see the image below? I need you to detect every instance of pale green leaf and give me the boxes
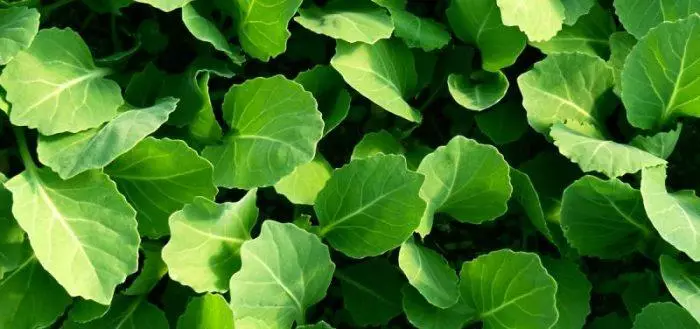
[474,98,528,145]
[274,154,332,205]
[447,71,509,111]
[177,294,233,329]
[68,299,110,323]
[294,65,350,136]
[202,75,323,189]
[162,191,258,293]
[641,166,700,261]
[0,28,124,135]
[0,93,8,114]
[315,154,425,258]
[123,242,167,296]
[63,295,168,329]
[134,0,192,11]
[608,31,637,96]
[541,258,592,329]
[351,130,404,160]
[621,14,700,130]
[331,39,421,122]
[496,0,565,42]
[459,249,558,329]
[0,6,39,65]
[105,137,217,238]
[561,0,595,25]
[631,123,682,159]
[390,9,450,51]
[633,302,700,329]
[660,255,700,323]
[398,238,459,308]
[229,221,335,328]
[37,98,178,180]
[613,0,700,39]
[445,0,526,71]
[402,287,475,329]
[294,0,393,44]
[182,3,245,65]
[6,168,139,304]
[232,0,302,61]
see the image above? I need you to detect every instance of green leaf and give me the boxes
[641,166,700,261]
[294,65,351,136]
[613,0,700,39]
[446,0,526,71]
[560,0,595,25]
[632,302,700,329]
[631,123,682,159]
[297,321,334,329]
[0,181,23,278]
[550,122,666,177]
[315,154,425,258]
[37,98,178,180]
[162,191,258,293]
[398,238,459,308]
[517,53,616,134]
[560,175,654,258]
[6,168,139,305]
[0,92,8,114]
[351,130,405,160]
[202,75,323,189]
[541,258,592,329]
[660,255,700,323]
[182,3,245,65]
[402,286,475,329]
[63,295,169,329]
[294,0,393,44]
[390,9,451,51]
[416,136,512,236]
[510,168,554,243]
[621,14,700,130]
[134,0,192,11]
[0,6,39,65]
[176,294,233,329]
[474,98,528,145]
[496,0,565,42]
[68,299,110,323]
[336,258,404,326]
[447,70,509,111]
[331,39,421,122]
[274,154,332,205]
[621,271,667,317]
[123,242,167,296]
[105,137,217,238]
[588,314,632,329]
[229,221,335,328]
[608,31,636,96]
[0,28,124,135]
[232,0,303,61]
[459,249,558,329]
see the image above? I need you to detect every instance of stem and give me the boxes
[41,0,78,16]
[12,126,37,172]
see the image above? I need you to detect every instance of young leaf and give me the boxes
[6,168,139,305]
[123,242,167,296]
[398,238,460,308]
[294,0,394,44]
[0,28,124,135]
[542,258,592,329]
[351,130,405,160]
[331,39,421,122]
[613,0,700,39]
[459,249,559,329]
[105,137,217,238]
[232,0,303,61]
[402,287,475,329]
[0,7,39,65]
[315,154,425,258]
[632,302,700,329]
[641,166,700,261]
[162,191,258,293]
[447,70,509,111]
[177,294,233,329]
[390,9,451,51]
[621,14,700,130]
[608,32,636,96]
[294,65,351,136]
[134,0,192,11]
[37,98,179,180]
[474,98,528,145]
[274,154,332,205]
[182,3,245,65]
[202,75,323,189]
[229,221,335,328]
[660,255,700,323]
[63,295,169,329]
[496,0,565,42]
[630,123,682,159]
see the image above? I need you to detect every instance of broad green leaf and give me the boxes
[294,65,351,136]
[474,98,528,145]
[182,3,245,65]
[274,154,332,205]
[229,221,335,328]
[105,137,217,238]
[297,321,334,329]
[531,4,614,58]
[37,98,178,180]
[517,53,616,134]
[560,0,595,25]
[417,136,512,236]
[550,122,666,177]
[447,71,509,111]
[351,130,404,160]
[6,168,139,304]
[162,191,258,293]
[0,7,39,65]
[68,299,110,323]
[123,242,167,295]
[445,0,526,71]
[496,0,565,42]
[0,249,72,329]
[402,287,475,329]
[631,123,682,159]
[390,9,451,51]
[134,0,192,11]
[660,255,700,323]
[459,249,558,329]
[294,0,393,44]
[609,32,636,96]
[336,258,404,326]
[641,166,700,261]
[232,0,302,61]
[541,258,592,329]
[560,175,654,258]
[63,295,169,329]
[0,180,23,277]
[315,154,425,258]
[621,14,700,130]
[398,238,459,308]
[331,39,421,122]
[176,294,233,329]
[202,75,323,189]
[613,0,700,39]
[0,28,124,135]
[632,302,700,329]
